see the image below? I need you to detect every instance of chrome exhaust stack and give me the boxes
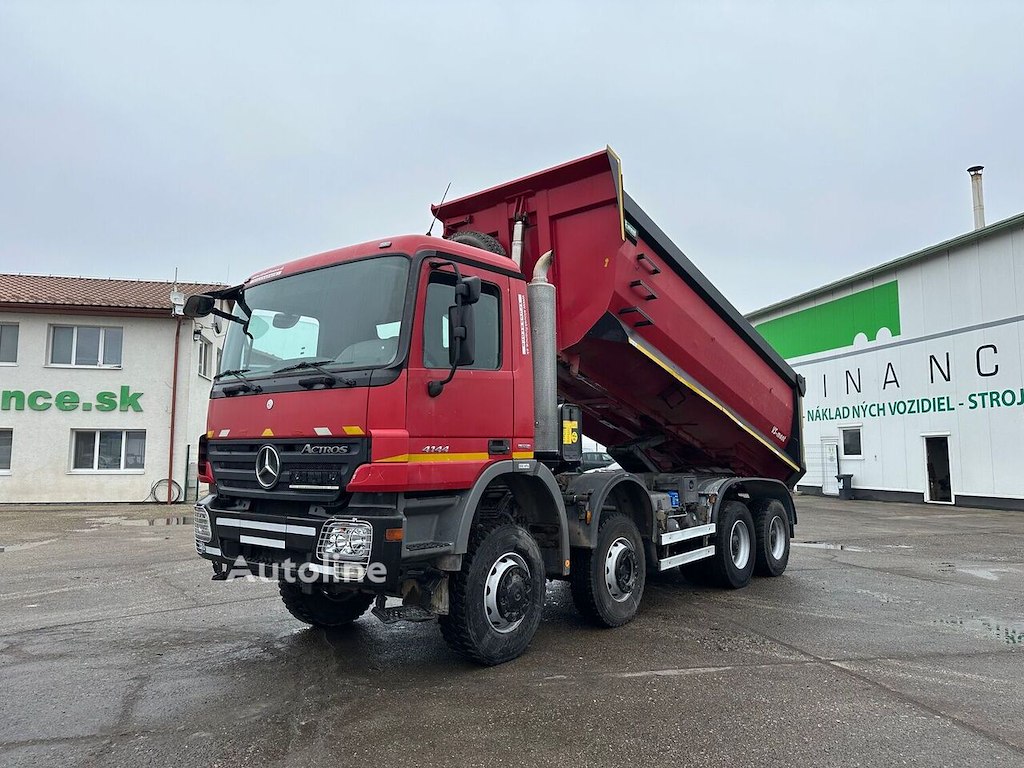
[528,250,558,456]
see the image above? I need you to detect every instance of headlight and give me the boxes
[317,520,373,562]
[194,506,212,543]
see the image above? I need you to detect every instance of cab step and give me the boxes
[372,600,435,624]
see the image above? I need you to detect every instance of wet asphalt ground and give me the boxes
[1,496,1022,767]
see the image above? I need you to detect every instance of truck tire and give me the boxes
[709,500,756,589]
[439,523,545,665]
[447,230,507,256]
[570,512,646,627]
[751,499,790,577]
[278,582,374,628]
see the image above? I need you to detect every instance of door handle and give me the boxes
[488,439,510,455]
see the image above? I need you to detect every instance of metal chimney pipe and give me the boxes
[968,166,985,230]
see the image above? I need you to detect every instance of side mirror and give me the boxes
[427,266,481,398]
[456,275,481,305]
[183,294,215,318]
[448,304,476,367]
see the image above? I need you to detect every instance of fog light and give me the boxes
[194,506,212,543]
[317,519,373,562]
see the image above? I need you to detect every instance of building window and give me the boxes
[198,338,213,378]
[0,429,11,471]
[841,427,862,457]
[71,430,146,471]
[50,325,123,367]
[0,323,18,364]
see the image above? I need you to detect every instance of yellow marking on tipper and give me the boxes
[261,428,274,437]
[607,145,625,242]
[512,451,534,460]
[342,426,365,436]
[628,337,802,473]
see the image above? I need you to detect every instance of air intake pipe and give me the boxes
[528,250,558,456]
[510,216,526,268]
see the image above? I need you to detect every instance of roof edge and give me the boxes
[747,210,1024,321]
[0,303,177,319]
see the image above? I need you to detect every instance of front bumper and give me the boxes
[194,496,403,591]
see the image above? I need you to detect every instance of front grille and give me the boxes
[209,437,368,503]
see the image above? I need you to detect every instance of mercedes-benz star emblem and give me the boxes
[255,444,281,489]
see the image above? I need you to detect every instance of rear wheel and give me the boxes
[278,582,374,628]
[752,499,791,576]
[439,523,545,665]
[571,512,646,627]
[709,500,756,589]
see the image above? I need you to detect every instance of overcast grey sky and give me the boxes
[2,1,1022,311]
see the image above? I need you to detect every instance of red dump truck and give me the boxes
[186,149,805,665]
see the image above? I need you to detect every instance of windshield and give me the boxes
[220,255,410,376]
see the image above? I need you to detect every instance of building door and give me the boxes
[821,439,840,496]
[924,435,953,503]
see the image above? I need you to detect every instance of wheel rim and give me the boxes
[768,515,788,560]
[483,552,532,634]
[604,537,637,602]
[730,520,751,569]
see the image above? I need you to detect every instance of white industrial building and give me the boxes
[749,177,1024,511]
[0,274,223,503]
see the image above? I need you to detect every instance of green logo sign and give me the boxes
[0,386,144,412]
[755,281,901,359]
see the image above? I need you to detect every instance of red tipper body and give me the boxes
[434,149,805,484]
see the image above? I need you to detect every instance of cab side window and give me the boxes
[423,274,501,370]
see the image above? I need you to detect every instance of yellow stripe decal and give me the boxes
[342,425,365,436]
[206,430,214,439]
[261,428,274,437]
[512,451,534,460]
[628,337,801,473]
[375,452,513,464]
[409,452,490,463]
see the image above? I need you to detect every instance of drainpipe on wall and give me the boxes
[167,318,183,504]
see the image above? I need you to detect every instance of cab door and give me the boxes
[405,259,514,489]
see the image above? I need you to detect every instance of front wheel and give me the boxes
[571,512,646,627]
[710,500,756,589]
[439,523,545,665]
[278,582,374,628]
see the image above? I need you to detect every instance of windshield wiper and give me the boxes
[273,359,336,376]
[273,359,356,388]
[215,368,263,393]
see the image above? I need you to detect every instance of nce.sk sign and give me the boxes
[0,386,144,412]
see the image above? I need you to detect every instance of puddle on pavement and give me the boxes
[1,539,59,553]
[792,541,867,552]
[936,616,1024,645]
[89,515,193,527]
